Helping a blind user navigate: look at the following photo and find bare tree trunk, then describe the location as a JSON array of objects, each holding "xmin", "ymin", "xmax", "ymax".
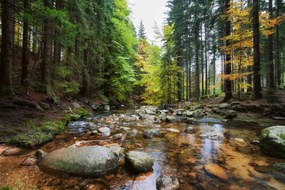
[
  {"xmin": 41, "ymin": 0, "xmax": 53, "ymax": 95},
  {"xmin": 267, "ymin": 0, "xmax": 275, "ymax": 90},
  {"xmin": 223, "ymin": 0, "xmax": 232, "ymax": 102},
  {"xmin": 275, "ymin": 0, "xmax": 281, "ymax": 86},
  {"xmin": 194, "ymin": 21, "xmax": 200, "ymax": 100},
  {"xmin": 21, "ymin": 0, "xmax": 30, "ymax": 86},
  {"xmin": 0, "ymin": 0, "xmax": 15, "ymax": 95},
  {"xmin": 252, "ymin": 0, "xmax": 262, "ymax": 99},
  {"xmin": 54, "ymin": 0, "xmax": 63, "ymax": 66}
]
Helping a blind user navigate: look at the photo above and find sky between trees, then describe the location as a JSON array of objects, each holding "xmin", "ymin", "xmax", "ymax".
[{"xmin": 129, "ymin": 0, "xmax": 168, "ymax": 44}]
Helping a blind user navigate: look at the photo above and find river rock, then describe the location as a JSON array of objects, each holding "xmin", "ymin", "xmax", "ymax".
[
  {"xmin": 98, "ymin": 127, "xmax": 111, "ymax": 137},
  {"xmin": 218, "ymin": 103, "xmax": 231, "ymax": 109},
  {"xmin": 21, "ymin": 157, "xmax": 37, "ymax": 166},
  {"xmin": 193, "ymin": 109, "xmax": 205, "ymax": 118},
  {"xmin": 143, "ymin": 128, "xmax": 161, "ymax": 139},
  {"xmin": 225, "ymin": 110, "xmax": 237, "ymax": 119},
  {"xmin": 185, "ymin": 126, "xmax": 196, "ymax": 134},
  {"xmin": 128, "ymin": 129, "xmax": 138, "ymax": 137},
  {"xmin": 156, "ymin": 175, "xmax": 179, "ymax": 190},
  {"xmin": 166, "ymin": 116, "xmax": 176, "ymax": 122},
  {"xmin": 36, "ymin": 146, "xmax": 118, "ymax": 177},
  {"xmin": 212, "ymin": 107, "xmax": 226, "ymax": 116},
  {"xmin": 104, "ymin": 104, "xmax": 110, "ymax": 112},
  {"xmin": 125, "ymin": 151, "xmax": 154, "ymax": 173},
  {"xmin": 260, "ymin": 126, "xmax": 285, "ymax": 158},
  {"xmin": 3, "ymin": 147, "xmax": 25, "ymax": 156},
  {"xmin": 204, "ymin": 163, "xmax": 229, "ymax": 181}
]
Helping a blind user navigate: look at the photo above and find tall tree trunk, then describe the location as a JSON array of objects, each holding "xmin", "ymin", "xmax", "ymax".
[
  {"xmin": 177, "ymin": 49, "xmax": 183, "ymax": 102},
  {"xmin": 195, "ymin": 21, "xmax": 200, "ymax": 100},
  {"xmin": 0, "ymin": 0, "xmax": 15, "ymax": 94},
  {"xmin": 41, "ymin": 0, "xmax": 53, "ymax": 95},
  {"xmin": 21, "ymin": 0, "xmax": 30, "ymax": 86},
  {"xmin": 212, "ymin": 44, "xmax": 217, "ymax": 95},
  {"xmin": 252, "ymin": 0, "xmax": 262, "ymax": 99},
  {"xmin": 54, "ymin": 0, "xmax": 63, "ymax": 66},
  {"xmin": 275, "ymin": 0, "xmax": 281, "ymax": 86},
  {"xmin": 267, "ymin": 0, "xmax": 275, "ymax": 90},
  {"xmin": 205, "ymin": 25, "xmax": 208, "ymax": 95},
  {"xmin": 200, "ymin": 24, "xmax": 204, "ymax": 97},
  {"xmin": 223, "ymin": 0, "xmax": 232, "ymax": 102}
]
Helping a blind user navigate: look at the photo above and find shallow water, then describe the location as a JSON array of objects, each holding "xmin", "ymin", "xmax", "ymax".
[{"xmin": 35, "ymin": 109, "xmax": 285, "ymax": 190}]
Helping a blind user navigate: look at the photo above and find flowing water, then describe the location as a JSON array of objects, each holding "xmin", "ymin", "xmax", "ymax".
[
  {"xmin": 37, "ymin": 108, "xmax": 285, "ymax": 190},
  {"xmin": 1, "ymin": 108, "xmax": 285, "ymax": 190}
]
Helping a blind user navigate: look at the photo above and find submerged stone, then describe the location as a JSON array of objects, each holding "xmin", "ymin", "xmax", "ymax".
[
  {"xmin": 204, "ymin": 163, "xmax": 229, "ymax": 181},
  {"xmin": 37, "ymin": 146, "xmax": 118, "ymax": 177},
  {"xmin": 143, "ymin": 128, "xmax": 161, "ymax": 139},
  {"xmin": 260, "ymin": 126, "xmax": 285, "ymax": 158},
  {"xmin": 125, "ymin": 151, "xmax": 154, "ymax": 173},
  {"xmin": 156, "ymin": 175, "xmax": 179, "ymax": 190}
]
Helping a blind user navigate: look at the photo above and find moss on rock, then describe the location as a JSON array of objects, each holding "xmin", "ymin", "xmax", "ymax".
[
  {"xmin": 260, "ymin": 126, "xmax": 285, "ymax": 158},
  {"xmin": 6, "ymin": 120, "xmax": 66, "ymax": 148}
]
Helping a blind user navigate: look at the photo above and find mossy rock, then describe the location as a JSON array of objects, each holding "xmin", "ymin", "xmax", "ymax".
[
  {"xmin": 260, "ymin": 126, "xmax": 285, "ymax": 158},
  {"xmin": 6, "ymin": 121, "xmax": 65, "ymax": 148},
  {"xmin": 7, "ymin": 131, "xmax": 53, "ymax": 148}
]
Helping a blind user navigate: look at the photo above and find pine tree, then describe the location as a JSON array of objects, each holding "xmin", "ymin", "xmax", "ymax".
[{"xmin": 138, "ymin": 21, "xmax": 146, "ymax": 39}]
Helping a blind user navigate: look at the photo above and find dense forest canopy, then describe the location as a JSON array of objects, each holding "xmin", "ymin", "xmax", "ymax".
[{"xmin": 0, "ymin": 0, "xmax": 284, "ymax": 105}]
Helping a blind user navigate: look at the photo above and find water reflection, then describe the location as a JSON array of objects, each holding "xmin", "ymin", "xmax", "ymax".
[{"xmin": 200, "ymin": 124, "xmax": 224, "ymax": 163}]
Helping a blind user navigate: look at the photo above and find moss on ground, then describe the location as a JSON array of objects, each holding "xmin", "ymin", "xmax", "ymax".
[
  {"xmin": 6, "ymin": 120, "xmax": 65, "ymax": 148},
  {"xmin": 4, "ymin": 106, "xmax": 92, "ymax": 148},
  {"xmin": 0, "ymin": 186, "xmax": 11, "ymax": 190}
]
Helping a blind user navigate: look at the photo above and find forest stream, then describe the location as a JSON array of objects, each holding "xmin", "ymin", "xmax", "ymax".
[{"xmin": 0, "ymin": 106, "xmax": 285, "ymax": 190}]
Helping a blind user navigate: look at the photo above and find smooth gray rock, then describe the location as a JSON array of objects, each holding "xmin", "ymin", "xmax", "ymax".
[
  {"xmin": 156, "ymin": 175, "xmax": 179, "ymax": 190},
  {"xmin": 3, "ymin": 148, "xmax": 25, "ymax": 156},
  {"xmin": 125, "ymin": 151, "xmax": 154, "ymax": 173},
  {"xmin": 98, "ymin": 127, "xmax": 111, "ymax": 137},
  {"xmin": 143, "ymin": 128, "xmax": 161, "ymax": 139},
  {"xmin": 218, "ymin": 103, "xmax": 230, "ymax": 109},
  {"xmin": 37, "ymin": 146, "xmax": 118, "ymax": 177},
  {"xmin": 192, "ymin": 109, "xmax": 205, "ymax": 118},
  {"xmin": 260, "ymin": 126, "xmax": 285, "ymax": 158}
]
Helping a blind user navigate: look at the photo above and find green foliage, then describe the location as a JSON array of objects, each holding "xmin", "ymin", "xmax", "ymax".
[
  {"xmin": 74, "ymin": 107, "xmax": 91, "ymax": 118},
  {"xmin": 103, "ymin": 0, "xmax": 137, "ymax": 103},
  {"xmin": 135, "ymin": 40, "xmax": 163, "ymax": 105},
  {"xmin": 53, "ymin": 65, "xmax": 80, "ymax": 95},
  {"xmin": 161, "ymin": 24, "xmax": 182, "ymax": 104}
]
